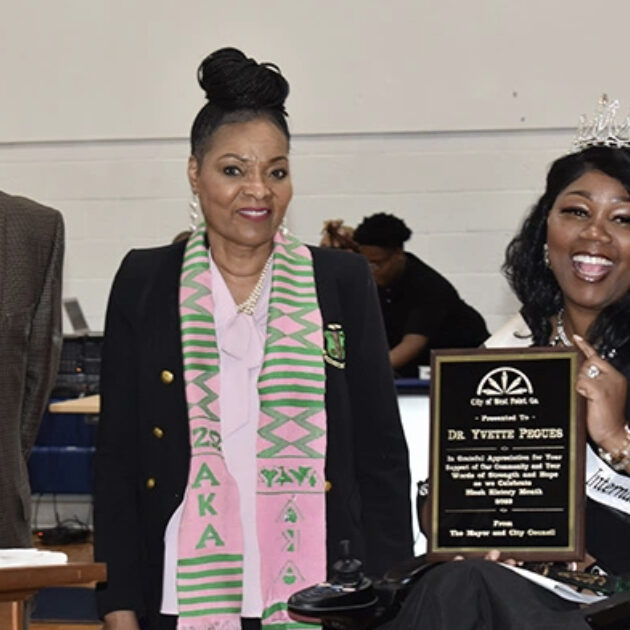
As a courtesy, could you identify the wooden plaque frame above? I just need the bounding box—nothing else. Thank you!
[427,347,585,562]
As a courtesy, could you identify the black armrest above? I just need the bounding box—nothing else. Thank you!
[582,590,630,629]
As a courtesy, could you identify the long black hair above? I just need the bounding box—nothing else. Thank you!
[503,145,630,365]
[190,47,290,162]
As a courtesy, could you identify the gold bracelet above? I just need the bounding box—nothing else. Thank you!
[598,425,630,472]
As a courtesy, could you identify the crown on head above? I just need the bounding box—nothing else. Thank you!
[573,94,630,151]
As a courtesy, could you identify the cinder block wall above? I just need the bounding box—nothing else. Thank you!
[0,127,571,334]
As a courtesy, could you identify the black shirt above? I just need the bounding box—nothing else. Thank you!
[378,252,489,377]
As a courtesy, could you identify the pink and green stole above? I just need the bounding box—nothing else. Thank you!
[177,225,327,630]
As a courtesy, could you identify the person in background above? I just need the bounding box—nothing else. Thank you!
[319,219,359,252]
[0,192,64,549]
[94,48,412,630]
[353,212,489,378]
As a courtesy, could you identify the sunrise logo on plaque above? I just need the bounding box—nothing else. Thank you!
[476,367,533,396]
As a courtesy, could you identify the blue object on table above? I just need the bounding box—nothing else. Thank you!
[34,399,97,447]
[27,398,96,494]
[28,446,95,494]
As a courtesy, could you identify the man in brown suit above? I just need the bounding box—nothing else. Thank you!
[0,191,64,548]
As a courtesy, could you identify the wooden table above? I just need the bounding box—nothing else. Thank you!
[48,394,101,415]
[0,562,106,630]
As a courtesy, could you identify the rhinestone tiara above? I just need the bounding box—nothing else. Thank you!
[573,94,630,151]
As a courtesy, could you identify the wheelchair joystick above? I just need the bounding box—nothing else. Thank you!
[287,540,378,628]
[331,540,363,586]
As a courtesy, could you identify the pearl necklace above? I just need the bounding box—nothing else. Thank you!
[236,254,273,316]
[551,308,573,347]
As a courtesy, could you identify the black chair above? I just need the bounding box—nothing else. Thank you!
[289,550,630,630]
[583,591,630,630]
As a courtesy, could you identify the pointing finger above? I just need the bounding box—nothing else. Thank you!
[573,334,597,360]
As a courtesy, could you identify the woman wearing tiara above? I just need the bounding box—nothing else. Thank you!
[94,48,412,630]
[400,139,630,627]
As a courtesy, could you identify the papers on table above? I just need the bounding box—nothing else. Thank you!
[0,548,68,568]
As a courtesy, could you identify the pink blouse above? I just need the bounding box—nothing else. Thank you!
[161,251,271,617]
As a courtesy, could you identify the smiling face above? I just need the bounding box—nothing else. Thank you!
[188,117,292,253]
[546,169,630,319]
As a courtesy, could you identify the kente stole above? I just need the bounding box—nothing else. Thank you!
[177,226,326,630]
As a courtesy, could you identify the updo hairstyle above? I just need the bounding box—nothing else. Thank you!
[503,145,630,363]
[190,47,290,161]
[353,213,412,249]
[320,219,359,252]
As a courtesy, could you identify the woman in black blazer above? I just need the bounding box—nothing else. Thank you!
[94,48,412,630]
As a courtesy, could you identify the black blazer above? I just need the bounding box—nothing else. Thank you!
[94,241,413,627]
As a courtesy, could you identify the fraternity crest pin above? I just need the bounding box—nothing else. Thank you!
[323,323,346,369]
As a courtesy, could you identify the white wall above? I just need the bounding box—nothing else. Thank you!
[1,127,569,333]
[2,0,628,332]
[4,1,630,140]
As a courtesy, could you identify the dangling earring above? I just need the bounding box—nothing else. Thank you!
[189,193,200,231]
[278,217,289,237]
[543,243,550,268]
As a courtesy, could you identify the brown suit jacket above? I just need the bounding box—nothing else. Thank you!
[0,191,64,547]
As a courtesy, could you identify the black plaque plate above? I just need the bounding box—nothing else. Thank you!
[427,347,585,562]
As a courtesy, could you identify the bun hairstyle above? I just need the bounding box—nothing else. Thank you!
[190,47,290,160]
[353,213,412,249]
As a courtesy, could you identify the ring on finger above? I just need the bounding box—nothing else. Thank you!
[587,364,601,379]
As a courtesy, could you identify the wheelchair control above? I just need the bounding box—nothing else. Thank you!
[287,540,378,620]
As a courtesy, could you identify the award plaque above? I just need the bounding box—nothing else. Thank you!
[427,347,585,562]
